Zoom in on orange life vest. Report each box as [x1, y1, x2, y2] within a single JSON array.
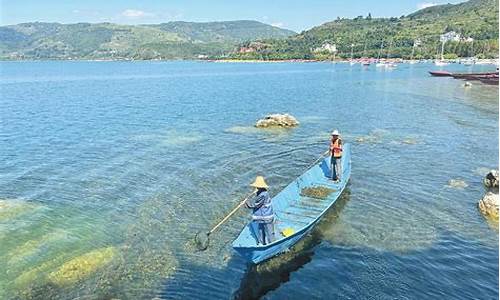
[[330, 138, 343, 158]]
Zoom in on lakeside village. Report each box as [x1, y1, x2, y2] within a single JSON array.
[[229, 31, 499, 66]]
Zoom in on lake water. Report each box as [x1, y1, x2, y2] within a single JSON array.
[[0, 61, 498, 299]]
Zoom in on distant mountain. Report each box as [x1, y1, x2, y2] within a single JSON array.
[[0, 20, 295, 60], [229, 0, 499, 60]]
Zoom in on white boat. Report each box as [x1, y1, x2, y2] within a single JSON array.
[[475, 60, 496, 65], [375, 42, 385, 67], [462, 59, 475, 66], [361, 43, 370, 65], [384, 40, 396, 68], [462, 39, 475, 65], [435, 60, 449, 66], [435, 40, 448, 66], [349, 44, 356, 65], [408, 40, 419, 64]]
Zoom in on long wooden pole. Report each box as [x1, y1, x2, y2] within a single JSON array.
[[207, 191, 256, 235], [208, 150, 329, 236]]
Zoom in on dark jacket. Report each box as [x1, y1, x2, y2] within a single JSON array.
[[245, 190, 274, 223]]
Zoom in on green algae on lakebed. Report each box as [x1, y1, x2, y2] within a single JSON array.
[[48, 247, 117, 285], [0, 61, 498, 299], [0, 199, 39, 221]]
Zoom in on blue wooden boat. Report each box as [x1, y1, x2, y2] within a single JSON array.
[[232, 144, 351, 264]]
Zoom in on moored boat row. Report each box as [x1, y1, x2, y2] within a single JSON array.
[[429, 70, 499, 85]]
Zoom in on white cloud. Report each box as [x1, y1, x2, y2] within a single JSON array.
[[271, 22, 284, 28], [121, 9, 154, 18], [417, 2, 437, 10]]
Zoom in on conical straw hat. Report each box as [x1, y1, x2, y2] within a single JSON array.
[[250, 176, 269, 189]]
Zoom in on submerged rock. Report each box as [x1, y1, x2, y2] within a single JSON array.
[[48, 247, 117, 285], [160, 130, 202, 146], [89, 195, 179, 298], [132, 130, 202, 147], [446, 179, 468, 189], [14, 259, 60, 288], [225, 126, 262, 135], [8, 230, 69, 266], [401, 138, 419, 145], [483, 170, 499, 189], [0, 199, 38, 221], [354, 129, 390, 144], [255, 113, 299, 128], [478, 192, 499, 222]]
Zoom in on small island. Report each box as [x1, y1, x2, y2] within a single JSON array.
[[255, 114, 300, 128]]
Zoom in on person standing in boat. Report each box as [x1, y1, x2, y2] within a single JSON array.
[[330, 130, 343, 182], [245, 176, 275, 245]]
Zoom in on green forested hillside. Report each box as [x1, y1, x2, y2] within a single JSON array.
[[230, 0, 499, 60], [1, 0, 497, 61], [0, 21, 295, 60]]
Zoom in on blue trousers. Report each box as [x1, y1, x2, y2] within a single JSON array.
[[253, 221, 275, 245], [331, 156, 342, 180]]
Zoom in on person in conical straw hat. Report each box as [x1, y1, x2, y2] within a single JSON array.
[[329, 129, 343, 182], [250, 176, 269, 189], [245, 176, 275, 245]]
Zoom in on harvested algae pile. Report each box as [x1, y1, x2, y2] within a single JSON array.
[[300, 186, 335, 199]]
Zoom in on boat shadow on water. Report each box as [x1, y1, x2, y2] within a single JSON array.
[[233, 188, 352, 300], [158, 189, 351, 300]]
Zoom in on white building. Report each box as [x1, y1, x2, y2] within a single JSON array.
[[314, 43, 337, 53], [440, 31, 461, 42]]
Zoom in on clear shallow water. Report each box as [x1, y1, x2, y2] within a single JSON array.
[[0, 61, 498, 299]]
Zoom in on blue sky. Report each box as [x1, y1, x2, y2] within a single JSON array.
[[1, 0, 465, 32]]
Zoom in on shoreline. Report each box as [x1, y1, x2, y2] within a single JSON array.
[[1, 58, 498, 65]]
